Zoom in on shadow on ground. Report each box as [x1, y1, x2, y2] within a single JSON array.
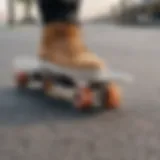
[[0, 87, 109, 126]]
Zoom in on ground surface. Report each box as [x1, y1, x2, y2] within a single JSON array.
[[0, 24, 160, 160]]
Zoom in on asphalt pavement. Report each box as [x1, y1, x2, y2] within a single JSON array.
[[0, 24, 160, 160]]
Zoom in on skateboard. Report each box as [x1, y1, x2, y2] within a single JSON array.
[[12, 56, 133, 111]]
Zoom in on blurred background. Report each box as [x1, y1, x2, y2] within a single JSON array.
[[0, 0, 159, 26], [0, 1, 160, 160]]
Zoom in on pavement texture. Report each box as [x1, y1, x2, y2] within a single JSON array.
[[0, 24, 160, 160]]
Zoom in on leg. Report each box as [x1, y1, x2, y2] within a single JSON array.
[[37, 0, 80, 25], [37, 0, 105, 70]]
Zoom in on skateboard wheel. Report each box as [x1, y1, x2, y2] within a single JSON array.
[[74, 87, 93, 111], [15, 71, 29, 88], [103, 83, 121, 109]]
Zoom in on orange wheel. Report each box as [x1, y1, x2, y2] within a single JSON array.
[[104, 83, 121, 109], [43, 78, 53, 96], [74, 87, 93, 111], [15, 71, 29, 88]]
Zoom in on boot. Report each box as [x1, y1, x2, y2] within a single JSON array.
[[38, 22, 105, 70]]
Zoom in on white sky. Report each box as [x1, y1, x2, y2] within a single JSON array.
[[0, 0, 6, 10]]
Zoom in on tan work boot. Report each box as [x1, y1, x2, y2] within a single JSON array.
[[38, 22, 105, 70]]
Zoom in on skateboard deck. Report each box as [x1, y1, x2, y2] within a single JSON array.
[[13, 56, 133, 85]]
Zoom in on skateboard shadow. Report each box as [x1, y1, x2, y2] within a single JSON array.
[[0, 87, 104, 126]]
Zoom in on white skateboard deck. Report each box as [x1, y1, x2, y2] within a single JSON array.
[[13, 56, 133, 84]]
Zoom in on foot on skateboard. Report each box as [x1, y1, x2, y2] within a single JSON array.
[[13, 56, 133, 111]]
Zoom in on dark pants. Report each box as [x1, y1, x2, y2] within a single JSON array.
[[37, 0, 80, 25]]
